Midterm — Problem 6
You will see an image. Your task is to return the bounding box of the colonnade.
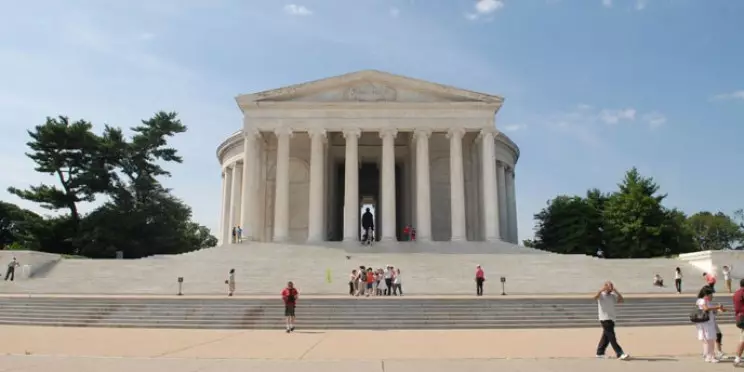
[219,128,518,244]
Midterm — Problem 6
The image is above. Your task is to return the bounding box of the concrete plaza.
[1,325,742,371]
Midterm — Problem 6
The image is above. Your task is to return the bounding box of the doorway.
[331,161,403,241]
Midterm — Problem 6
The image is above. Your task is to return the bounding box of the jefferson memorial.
[216,70,519,244]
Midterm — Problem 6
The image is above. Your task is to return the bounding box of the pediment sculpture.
[344,82,397,102]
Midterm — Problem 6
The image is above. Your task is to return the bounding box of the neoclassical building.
[216,70,519,244]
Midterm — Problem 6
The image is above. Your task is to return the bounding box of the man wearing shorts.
[281,281,299,333]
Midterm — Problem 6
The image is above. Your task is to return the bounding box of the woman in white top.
[696,287,724,363]
[393,268,402,296]
[225,268,236,297]
[674,267,683,294]
[723,266,733,293]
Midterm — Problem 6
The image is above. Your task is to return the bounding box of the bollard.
[500,276,506,296]
[177,277,184,296]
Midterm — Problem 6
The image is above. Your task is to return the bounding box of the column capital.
[413,128,432,140]
[274,128,293,137]
[446,127,466,140]
[379,128,398,139]
[243,128,261,139]
[308,128,327,140]
[342,128,362,139]
[478,128,499,139]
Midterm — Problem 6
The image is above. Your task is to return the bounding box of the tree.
[0,201,41,248]
[530,195,600,255]
[8,117,111,225]
[602,168,669,258]
[8,112,216,258]
[687,211,743,251]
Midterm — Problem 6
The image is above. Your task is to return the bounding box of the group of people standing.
[349,265,402,296]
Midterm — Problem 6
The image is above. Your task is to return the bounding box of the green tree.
[0,201,42,248]
[687,211,743,251]
[7,117,111,225]
[660,208,696,255]
[530,195,600,255]
[603,168,669,258]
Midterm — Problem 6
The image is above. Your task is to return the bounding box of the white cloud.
[283,4,313,16]
[642,112,667,129]
[466,0,504,20]
[502,124,526,132]
[390,7,400,18]
[599,108,636,124]
[602,0,613,7]
[711,90,744,101]
[636,0,647,10]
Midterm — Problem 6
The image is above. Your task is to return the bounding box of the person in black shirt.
[362,208,374,243]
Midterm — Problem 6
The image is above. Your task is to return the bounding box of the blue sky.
[1,0,742,242]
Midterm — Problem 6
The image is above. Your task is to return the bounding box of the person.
[362,208,374,244]
[365,268,375,297]
[695,287,723,363]
[593,281,630,360]
[281,281,299,333]
[349,269,357,296]
[703,272,716,292]
[236,226,243,242]
[384,266,394,296]
[723,265,733,293]
[225,268,236,296]
[231,226,237,243]
[674,267,683,294]
[597,249,604,259]
[5,257,19,281]
[733,278,744,365]
[653,274,664,287]
[393,268,402,296]
[475,265,485,296]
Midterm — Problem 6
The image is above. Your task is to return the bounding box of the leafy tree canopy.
[5,112,216,258]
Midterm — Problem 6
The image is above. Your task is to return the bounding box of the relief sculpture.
[344,82,397,102]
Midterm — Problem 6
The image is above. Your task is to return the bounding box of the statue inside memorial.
[362,208,375,245]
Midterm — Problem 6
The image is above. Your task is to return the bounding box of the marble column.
[240,130,259,240]
[221,167,233,244]
[307,129,326,242]
[480,129,500,241]
[273,128,292,242]
[229,162,243,241]
[507,167,518,244]
[380,129,397,241]
[497,161,508,241]
[447,128,467,241]
[414,129,432,241]
[343,129,361,241]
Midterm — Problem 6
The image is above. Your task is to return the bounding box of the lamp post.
[177,277,184,296]
[500,276,506,296]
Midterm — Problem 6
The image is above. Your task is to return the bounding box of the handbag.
[689,307,710,323]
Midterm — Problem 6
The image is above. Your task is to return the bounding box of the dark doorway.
[331,161,402,241]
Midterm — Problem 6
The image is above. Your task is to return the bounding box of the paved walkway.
[1,325,741,371]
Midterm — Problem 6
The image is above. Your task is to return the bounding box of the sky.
[0,0,742,243]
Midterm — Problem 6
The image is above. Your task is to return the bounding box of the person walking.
[695,287,723,363]
[674,267,683,294]
[281,281,299,333]
[703,272,717,292]
[5,257,19,281]
[475,265,485,296]
[393,268,403,296]
[593,281,630,360]
[362,208,374,244]
[384,265,394,296]
[723,266,733,293]
[732,279,744,365]
[225,268,236,296]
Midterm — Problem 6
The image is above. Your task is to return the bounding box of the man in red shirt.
[281,281,299,333]
[475,265,485,296]
[733,279,744,365]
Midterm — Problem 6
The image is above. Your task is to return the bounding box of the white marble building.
[216,70,519,244]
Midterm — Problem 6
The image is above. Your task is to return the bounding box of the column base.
[273,236,289,243]
[381,236,397,242]
[450,236,466,242]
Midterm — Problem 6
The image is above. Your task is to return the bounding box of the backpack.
[689,306,710,323]
[286,289,296,303]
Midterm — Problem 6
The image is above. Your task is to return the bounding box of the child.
[225,268,236,296]
[653,274,664,287]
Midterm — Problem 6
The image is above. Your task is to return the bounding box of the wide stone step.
[0,296,732,330]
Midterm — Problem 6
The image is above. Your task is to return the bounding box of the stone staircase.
[0,296,729,330]
[0,242,706,295]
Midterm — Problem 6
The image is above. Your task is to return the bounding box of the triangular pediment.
[236,70,503,107]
